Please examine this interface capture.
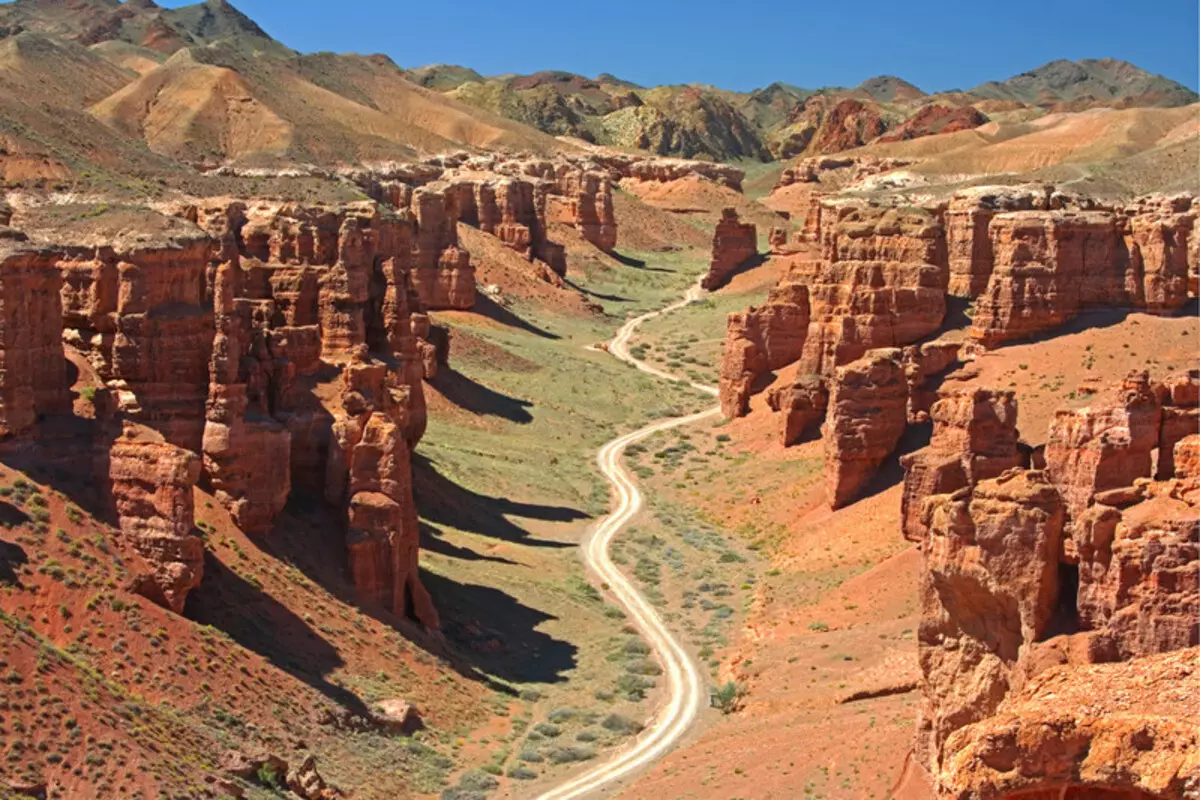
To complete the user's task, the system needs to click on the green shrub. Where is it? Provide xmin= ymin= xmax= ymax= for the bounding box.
xmin=601 ymin=714 xmax=644 ymax=735
xmin=713 ymin=680 xmax=743 ymax=714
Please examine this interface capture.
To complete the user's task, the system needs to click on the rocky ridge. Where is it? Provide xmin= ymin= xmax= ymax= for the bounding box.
xmin=719 ymin=186 xmax=1198 ymax=507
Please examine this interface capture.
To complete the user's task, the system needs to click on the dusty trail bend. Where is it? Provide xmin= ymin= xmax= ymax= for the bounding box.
xmin=536 ymin=281 xmax=719 ymax=800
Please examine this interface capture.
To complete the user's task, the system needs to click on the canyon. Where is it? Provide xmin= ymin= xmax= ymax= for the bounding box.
xmin=0 ymin=2 xmax=1196 ymax=799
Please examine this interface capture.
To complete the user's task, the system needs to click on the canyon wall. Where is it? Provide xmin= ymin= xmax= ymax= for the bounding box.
xmin=899 ymin=372 xmax=1199 ymax=797
xmin=721 ymin=187 xmax=1198 ymax=509
xmin=0 ymin=199 xmax=446 ymax=625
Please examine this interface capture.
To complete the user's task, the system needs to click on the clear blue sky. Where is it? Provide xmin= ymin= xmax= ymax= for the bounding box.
xmin=176 ymin=0 xmax=1198 ymax=92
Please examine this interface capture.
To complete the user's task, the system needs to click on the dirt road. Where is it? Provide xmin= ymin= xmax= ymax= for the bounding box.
xmin=536 ymin=282 xmax=719 ymax=799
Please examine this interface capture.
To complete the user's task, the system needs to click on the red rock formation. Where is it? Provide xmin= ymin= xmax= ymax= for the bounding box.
xmin=970 ymin=199 xmax=1195 ymax=345
xmin=767 ymin=373 xmax=827 ymax=446
xmin=822 ymin=349 xmax=908 ymax=508
xmin=201 ymin=262 xmax=292 ymax=534
xmin=718 ymin=281 xmax=810 ymax=418
xmin=799 ymin=203 xmax=947 ymax=376
xmin=900 ymin=386 xmax=1024 ymax=543
xmin=1075 ymin=482 xmax=1198 ymax=660
xmin=775 ymin=156 xmax=912 ymax=190
xmin=410 ymin=188 xmax=475 ymax=310
xmin=914 ymin=467 xmax=1065 ymax=774
xmin=900 ymin=338 xmax=963 ymax=423
xmin=1175 ymin=434 xmax=1200 ymax=481
xmin=0 ymin=245 xmax=70 ymax=437
xmin=702 ymin=208 xmax=757 ymax=290
xmin=938 ymin=648 xmax=1200 ymax=800
xmin=907 ymin=373 xmax=1199 ymax=796
xmin=1157 ymin=369 xmax=1198 ymax=480
xmin=109 ymin=434 xmax=204 ymax=614
xmin=876 ymin=104 xmax=988 ymax=144
xmin=944 ymin=186 xmax=1051 ymax=299
xmin=1044 ymin=370 xmax=1162 ymax=528
xmin=325 ymin=349 xmax=437 ymax=627
xmin=767 ymin=227 xmax=789 ymax=254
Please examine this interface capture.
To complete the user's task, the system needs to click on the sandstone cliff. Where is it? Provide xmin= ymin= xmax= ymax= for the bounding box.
xmin=900 ymin=372 xmax=1199 ymax=797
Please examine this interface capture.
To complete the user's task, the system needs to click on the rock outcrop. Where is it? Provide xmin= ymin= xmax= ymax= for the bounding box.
xmin=702 ymin=208 xmax=757 ymax=290
xmin=0 ymin=245 xmax=70 ymax=437
xmin=877 ymin=105 xmax=988 ymax=144
xmin=718 ymin=281 xmax=809 ymax=418
xmin=904 ymin=374 xmax=1200 ymax=796
xmin=109 ymin=435 xmax=205 ymax=614
xmin=970 ymin=197 xmax=1195 ymax=346
xmin=58 ymin=236 xmax=216 ymax=452
xmin=938 ymin=647 xmax=1199 ymax=800
xmin=1044 ymin=370 xmax=1162 ymax=529
xmin=767 ymin=373 xmax=827 ymax=446
xmin=899 ymin=386 xmax=1025 ymax=543
xmin=914 ymin=466 xmax=1066 ymax=775
xmin=0 ymin=199 xmax=445 ymax=623
xmin=822 ymin=349 xmax=908 ymax=508
xmin=799 ymin=204 xmax=947 ymax=376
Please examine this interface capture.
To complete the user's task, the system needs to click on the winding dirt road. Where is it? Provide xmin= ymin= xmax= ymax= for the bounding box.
xmin=536 ymin=282 xmax=720 ymax=800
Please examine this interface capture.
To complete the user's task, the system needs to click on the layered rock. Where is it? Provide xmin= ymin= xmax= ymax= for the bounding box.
xmin=109 ymin=435 xmax=205 ymax=614
xmin=1044 ymin=370 xmax=1162 ymax=529
xmin=1157 ymin=369 xmax=1199 ymax=480
xmin=914 ymin=467 xmax=1066 ymax=773
xmin=876 ymin=105 xmax=988 ymax=144
xmin=944 ymin=185 xmax=1053 ymax=299
xmin=55 ymin=237 xmax=217 ymax=452
xmin=899 ymin=387 xmax=1024 ymax=543
xmin=798 ymin=203 xmax=947 ymax=377
xmin=767 ymin=374 xmax=827 ymax=446
xmin=907 ymin=374 xmax=1199 ymax=796
xmin=201 ymin=261 xmax=292 ymax=534
xmin=970 ymin=198 xmax=1195 ymax=346
xmin=0 ymin=245 xmax=70 ymax=437
xmin=702 ymin=208 xmax=757 ymax=290
xmin=326 ymin=349 xmax=437 ymax=626
xmin=718 ymin=281 xmax=809 ymax=418
xmin=409 ymin=188 xmax=475 ymax=310
xmin=822 ymin=349 xmax=908 ymax=508
xmin=938 ymin=648 xmax=1200 ymax=800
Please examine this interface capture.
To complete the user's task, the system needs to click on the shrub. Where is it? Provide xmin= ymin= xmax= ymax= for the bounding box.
xmin=546 ymin=745 xmax=595 ymax=765
xmin=547 ymin=707 xmax=575 ymax=723
xmin=518 ymin=749 xmax=543 ymax=763
xmin=601 ymin=714 xmax=644 ymax=735
xmin=533 ymin=722 xmax=561 ymax=738
xmin=507 ymin=766 xmax=538 ymax=780
xmin=713 ymin=680 xmax=743 ymax=714
xmin=458 ymin=770 xmax=499 ymax=791
xmin=256 ymin=762 xmax=281 ymax=789
xmin=808 ymin=621 xmax=829 ymax=632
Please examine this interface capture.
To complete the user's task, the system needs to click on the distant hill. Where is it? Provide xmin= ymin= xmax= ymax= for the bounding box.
xmin=0 ymin=0 xmax=1194 ymax=180
xmin=426 ymin=59 xmax=1195 ymax=163
xmin=971 ymin=58 xmax=1198 ymax=108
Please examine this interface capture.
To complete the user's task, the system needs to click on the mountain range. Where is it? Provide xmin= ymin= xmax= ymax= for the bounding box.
xmin=0 ymin=0 xmax=1194 ymax=184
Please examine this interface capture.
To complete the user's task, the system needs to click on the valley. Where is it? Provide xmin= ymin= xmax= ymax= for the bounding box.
xmin=0 ymin=2 xmax=1196 ymax=799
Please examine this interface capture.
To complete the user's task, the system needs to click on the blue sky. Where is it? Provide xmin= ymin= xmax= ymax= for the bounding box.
xmin=173 ymin=0 xmax=1198 ymax=92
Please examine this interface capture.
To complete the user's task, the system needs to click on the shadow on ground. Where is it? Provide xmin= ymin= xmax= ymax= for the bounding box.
xmin=420 ymin=521 xmax=518 ymax=565
xmin=473 ymin=292 xmax=560 ymax=339
xmin=611 ymin=250 xmax=674 ymax=273
xmin=0 ymin=537 xmax=28 ymax=586
xmin=413 ymin=454 xmax=584 ymax=548
xmin=186 ymin=551 xmax=373 ymax=716
xmin=428 ymin=369 xmax=533 ymax=424
xmin=422 ymin=569 xmax=578 ymax=685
